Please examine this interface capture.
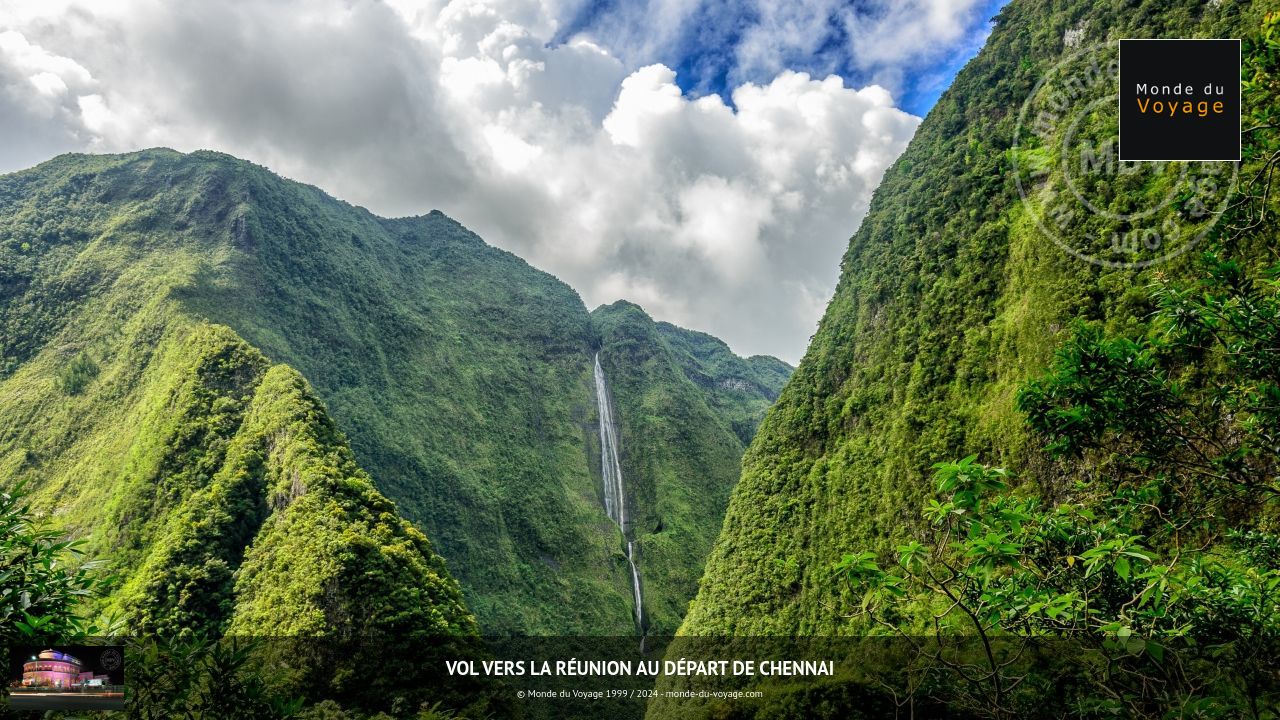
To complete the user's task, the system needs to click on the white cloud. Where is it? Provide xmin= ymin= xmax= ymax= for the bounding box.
xmin=729 ymin=0 xmax=991 ymax=81
xmin=838 ymin=0 xmax=994 ymax=92
xmin=0 ymin=0 xmax=922 ymax=364
xmin=559 ymin=0 xmax=996 ymax=102
xmin=0 ymin=28 xmax=99 ymax=167
xmin=841 ymin=0 xmax=989 ymax=67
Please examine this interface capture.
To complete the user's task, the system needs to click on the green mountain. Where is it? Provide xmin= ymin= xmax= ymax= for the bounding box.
xmin=0 ymin=149 xmax=789 ymax=637
xmin=681 ymin=0 xmax=1279 ymax=636
xmin=654 ymin=320 xmax=793 ymax=448
xmin=0 ymin=306 xmax=477 ymax=644
xmin=592 ymin=301 xmax=790 ymax=633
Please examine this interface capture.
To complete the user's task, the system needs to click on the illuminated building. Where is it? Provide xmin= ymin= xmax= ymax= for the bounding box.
xmin=20 ymin=650 xmax=107 ymax=689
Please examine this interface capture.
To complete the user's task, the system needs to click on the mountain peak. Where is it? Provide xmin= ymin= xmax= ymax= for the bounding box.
xmin=1 ymin=146 xmax=788 ymax=641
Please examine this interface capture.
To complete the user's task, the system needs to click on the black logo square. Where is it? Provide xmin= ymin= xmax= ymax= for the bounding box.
xmin=1119 ymin=39 xmax=1240 ymax=161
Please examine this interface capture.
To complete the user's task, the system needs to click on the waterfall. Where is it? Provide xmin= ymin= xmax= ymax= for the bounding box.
xmin=593 ymin=353 xmax=646 ymax=641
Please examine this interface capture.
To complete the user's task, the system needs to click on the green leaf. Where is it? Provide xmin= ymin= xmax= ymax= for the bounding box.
xmin=1145 ymin=641 xmax=1164 ymax=663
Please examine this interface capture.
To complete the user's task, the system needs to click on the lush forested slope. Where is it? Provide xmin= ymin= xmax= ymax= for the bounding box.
xmin=592 ymin=302 xmax=788 ymax=634
xmin=655 ymin=321 xmax=793 ymax=448
xmin=0 ymin=300 xmax=475 ymax=641
xmin=0 ymin=149 xmax=788 ymax=636
xmin=682 ymin=0 xmax=1280 ymax=635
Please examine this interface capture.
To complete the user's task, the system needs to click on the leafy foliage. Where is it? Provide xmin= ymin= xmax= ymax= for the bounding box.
xmin=832 ymin=105 xmax=1280 ymax=715
xmin=129 ymin=635 xmax=304 ymax=720
xmin=0 ymin=481 xmax=116 ymax=642
xmin=683 ymin=0 xmax=1280 ymax=637
xmin=0 ymin=480 xmax=119 ymax=714
xmin=838 ymin=456 xmax=1279 ymax=717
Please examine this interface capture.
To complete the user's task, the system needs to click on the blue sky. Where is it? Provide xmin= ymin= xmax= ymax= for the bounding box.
xmin=554 ymin=0 xmax=1008 ymax=116
xmin=0 ymin=0 xmax=1008 ymax=362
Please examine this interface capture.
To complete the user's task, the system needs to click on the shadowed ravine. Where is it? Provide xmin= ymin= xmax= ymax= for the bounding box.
xmin=593 ymin=352 xmax=647 ymax=647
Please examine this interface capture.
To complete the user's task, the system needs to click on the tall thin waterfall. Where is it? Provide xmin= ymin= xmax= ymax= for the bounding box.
xmin=593 ymin=353 xmax=645 ymax=639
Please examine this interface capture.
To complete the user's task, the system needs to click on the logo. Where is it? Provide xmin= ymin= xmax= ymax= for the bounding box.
xmin=1013 ymin=42 xmax=1238 ymax=268
xmin=100 ymin=648 xmax=122 ymax=672
xmin=1119 ymin=39 xmax=1241 ymax=161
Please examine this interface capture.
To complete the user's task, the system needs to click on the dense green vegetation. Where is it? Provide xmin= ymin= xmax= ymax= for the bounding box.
xmin=0 ymin=482 xmax=117 ymax=645
xmin=653 ymin=320 xmax=791 ymax=447
xmin=1 ymin=482 xmax=119 ymax=716
xmin=826 ymin=239 xmax=1280 ymax=716
xmin=130 ymin=637 xmax=305 ymax=720
xmin=1 ymin=483 xmax=116 ymax=717
xmin=661 ymin=5 xmax=1280 ymax=717
xmin=0 ymin=484 xmax=485 ymax=717
xmin=0 ymin=148 xmax=787 ymax=638
xmin=0 ymin=306 xmax=474 ymax=645
xmin=592 ymin=302 xmax=787 ymax=634
xmin=104 ymin=334 xmax=477 ymax=640
xmin=683 ymin=0 xmax=1280 ymax=637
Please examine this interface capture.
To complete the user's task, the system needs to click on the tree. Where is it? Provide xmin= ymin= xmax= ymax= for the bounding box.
xmin=836 ymin=451 xmax=1279 ymax=718
xmin=0 ymin=481 xmax=117 ymax=643
xmin=1 ymin=480 xmax=119 ymax=714
xmin=129 ymin=636 xmax=303 ymax=720
xmin=834 ymin=17 xmax=1280 ymax=717
xmin=834 ymin=256 xmax=1280 ymax=717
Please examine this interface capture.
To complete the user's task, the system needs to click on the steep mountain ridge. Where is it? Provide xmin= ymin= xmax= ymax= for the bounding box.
xmin=591 ymin=301 xmax=788 ymax=634
xmin=0 ymin=149 xmax=789 ymax=636
xmin=682 ymin=0 xmax=1279 ymax=635
xmin=0 ymin=298 xmax=476 ymax=640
